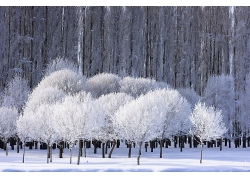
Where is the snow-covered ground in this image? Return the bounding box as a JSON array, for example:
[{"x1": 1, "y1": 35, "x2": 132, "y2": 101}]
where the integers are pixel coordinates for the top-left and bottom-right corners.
[{"x1": 0, "y1": 141, "x2": 250, "y2": 173}]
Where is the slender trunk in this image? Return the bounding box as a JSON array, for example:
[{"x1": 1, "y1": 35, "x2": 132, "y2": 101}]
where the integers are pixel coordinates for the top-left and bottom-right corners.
[
  {"x1": 102, "y1": 142, "x2": 105, "y2": 158},
  {"x1": 128, "y1": 143, "x2": 132, "y2": 158},
  {"x1": 84, "y1": 140, "x2": 87, "y2": 158},
  {"x1": 105, "y1": 142, "x2": 108, "y2": 154},
  {"x1": 5, "y1": 140, "x2": 8, "y2": 156},
  {"x1": 220, "y1": 138, "x2": 222, "y2": 151},
  {"x1": 22, "y1": 142, "x2": 26, "y2": 163},
  {"x1": 47, "y1": 145, "x2": 50, "y2": 163},
  {"x1": 70, "y1": 148, "x2": 72, "y2": 164},
  {"x1": 160, "y1": 139, "x2": 163, "y2": 158},
  {"x1": 180, "y1": 136, "x2": 183, "y2": 152},
  {"x1": 59, "y1": 141, "x2": 63, "y2": 158},
  {"x1": 108, "y1": 139, "x2": 116, "y2": 158},
  {"x1": 229, "y1": 139, "x2": 231, "y2": 148},
  {"x1": 137, "y1": 141, "x2": 142, "y2": 165},
  {"x1": 17, "y1": 138, "x2": 20, "y2": 153},
  {"x1": 200, "y1": 142, "x2": 203, "y2": 164},
  {"x1": 50, "y1": 145, "x2": 52, "y2": 162},
  {"x1": 77, "y1": 140, "x2": 81, "y2": 165}
]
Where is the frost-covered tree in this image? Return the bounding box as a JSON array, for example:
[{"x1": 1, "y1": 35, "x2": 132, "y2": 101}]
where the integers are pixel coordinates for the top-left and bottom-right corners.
[
  {"x1": 85, "y1": 73, "x2": 121, "y2": 98},
  {"x1": 202, "y1": 74, "x2": 235, "y2": 144},
  {"x1": 1, "y1": 75, "x2": 30, "y2": 113},
  {"x1": 54, "y1": 91, "x2": 106, "y2": 164},
  {"x1": 113, "y1": 91, "x2": 168, "y2": 165},
  {"x1": 1, "y1": 75, "x2": 30, "y2": 153},
  {"x1": 151, "y1": 89, "x2": 192, "y2": 156},
  {"x1": 0, "y1": 107, "x2": 18, "y2": 156},
  {"x1": 96, "y1": 92, "x2": 134, "y2": 158},
  {"x1": 189, "y1": 102, "x2": 227, "y2": 163},
  {"x1": 17, "y1": 110, "x2": 37, "y2": 163},
  {"x1": 44, "y1": 57, "x2": 79, "y2": 76},
  {"x1": 37, "y1": 69, "x2": 87, "y2": 95}
]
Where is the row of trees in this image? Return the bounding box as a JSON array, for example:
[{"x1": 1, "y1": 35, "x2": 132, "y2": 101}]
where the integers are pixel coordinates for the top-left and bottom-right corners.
[{"x1": 0, "y1": 59, "x2": 236, "y2": 165}]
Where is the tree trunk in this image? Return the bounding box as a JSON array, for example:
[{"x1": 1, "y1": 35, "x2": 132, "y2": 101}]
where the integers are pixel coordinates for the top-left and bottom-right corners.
[
  {"x1": 128, "y1": 143, "x2": 132, "y2": 158},
  {"x1": 59, "y1": 141, "x2": 63, "y2": 158},
  {"x1": 84, "y1": 140, "x2": 87, "y2": 157},
  {"x1": 22, "y1": 142, "x2": 26, "y2": 163},
  {"x1": 137, "y1": 141, "x2": 142, "y2": 165},
  {"x1": 220, "y1": 138, "x2": 222, "y2": 151},
  {"x1": 200, "y1": 142, "x2": 203, "y2": 164},
  {"x1": 47, "y1": 145, "x2": 50, "y2": 163},
  {"x1": 229, "y1": 139, "x2": 231, "y2": 148},
  {"x1": 50, "y1": 145, "x2": 52, "y2": 162},
  {"x1": 102, "y1": 142, "x2": 105, "y2": 158},
  {"x1": 17, "y1": 138, "x2": 20, "y2": 153},
  {"x1": 77, "y1": 139, "x2": 81, "y2": 165},
  {"x1": 108, "y1": 139, "x2": 116, "y2": 158},
  {"x1": 160, "y1": 139, "x2": 163, "y2": 158},
  {"x1": 105, "y1": 142, "x2": 108, "y2": 154},
  {"x1": 70, "y1": 148, "x2": 72, "y2": 164},
  {"x1": 5, "y1": 140, "x2": 8, "y2": 156}
]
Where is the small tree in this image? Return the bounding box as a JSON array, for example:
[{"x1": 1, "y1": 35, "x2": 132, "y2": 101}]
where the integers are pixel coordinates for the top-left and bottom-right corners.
[
  {"x1": 0, "y1": 107, "x2": 18, "y2": 156},
  {"x1": 113, "y1": 90, "x2": 168, "y2": 165},
  {"x1": 189, "y1": 102, "x2": 227, "y2": 163},
  {"x1": 96, "y1": 92, "x2": 134, "y2": 158}
]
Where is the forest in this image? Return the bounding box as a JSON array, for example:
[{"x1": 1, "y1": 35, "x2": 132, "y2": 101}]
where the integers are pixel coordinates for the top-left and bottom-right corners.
[{"x1": 0, "y1": 6, "x2": 250, "y2": 165}]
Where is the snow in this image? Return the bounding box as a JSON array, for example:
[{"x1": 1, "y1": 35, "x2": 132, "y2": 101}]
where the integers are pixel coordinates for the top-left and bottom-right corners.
[{"x1": 0, "y1": 141, "x2": 249, "y2": 173}]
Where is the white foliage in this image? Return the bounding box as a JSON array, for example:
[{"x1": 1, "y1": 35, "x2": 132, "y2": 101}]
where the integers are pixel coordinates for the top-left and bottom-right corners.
[
  {"x1": 85, "y1": 73, "x2": 121, "y2": 98},
  {"x1": 96, "y1": 92, "x2": 134, "y2": 141},
  {"x1": 53, "y1": 91, "x2": 106, "y2": 145},
  {"x1": 189, "y1": 102, "x2": 228, "y2": 142},
  {"x1": 44, "y1": 58, "x2": 79, "y2": 76},
  {"x1": 0, "y1": 107, "x2": 18, "y2": 140},
  {"x1": 119, "y1": 76, "x2": 159, "y2": 97},
  {"x1": 38, "y1": 69, "x2": 86, "y2": 95},
  {"x1": 1, "y1": 75, "x2": 30, "y2": 112}
]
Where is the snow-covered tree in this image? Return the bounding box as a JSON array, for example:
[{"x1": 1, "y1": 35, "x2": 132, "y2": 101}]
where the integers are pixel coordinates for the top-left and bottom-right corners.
[
  {"x1": 0, "y1": 107, "x2": 18, "y2": 156},
  {"x1": 202, "y1": 74, "x2": 235, "y2": 142},
  {"x1": 96, "y1": 92, "x2": 134, "y2": 158},
  {"x1": 37, "y1": 69, "x2": 87, "y2": 95},
  {"x1": 1, "y1": 75, "x2": 30, "y2": 113},
  {"x1": 85, "y1": 73, "x2": 121, "y2": 98},
  {"x1": 151, "y1": 89, "x2": 192, "y2": 156},
  {"x1": 53, "y1": 91, "x2": 106, "y2": 164},
  {"x1": 189, "y1": 102, "x2": 227, "y2": 163},
  {"x1": 44, "y1": 57, "x2": 79, "y2": 76},
  {"x1": 113, "y1": 91, "x2": 168, "y2": 165}
]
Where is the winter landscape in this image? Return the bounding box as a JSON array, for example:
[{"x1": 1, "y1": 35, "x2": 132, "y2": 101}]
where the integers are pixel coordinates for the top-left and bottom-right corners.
[{"x1": 1, "y1": 6, "x2": 250, "y2": 173}]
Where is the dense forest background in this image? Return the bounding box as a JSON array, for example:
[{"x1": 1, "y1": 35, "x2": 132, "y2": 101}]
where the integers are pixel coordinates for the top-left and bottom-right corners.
[{"x1": 1, "y1": 6, "x2": 250, "y2": 98}]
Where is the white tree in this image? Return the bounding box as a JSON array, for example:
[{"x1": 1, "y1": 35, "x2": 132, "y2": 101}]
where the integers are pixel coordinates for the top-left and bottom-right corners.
[
  {"x1": 1, "y1": 75, "x2": 30, "y2": 112},
  {"x1": 85, "y1": 73, "x2": 121, "y2": 98},
  {"x1": 189, "y1": 102, "x2": 227, "y2": 163},
  {"x1": 96, "y1": 92, "x2": 134, "y2": 158},
  {"x1": 37, "y1": 69, "x2": 87, "y2": 95},
  {"x1": 53, "y1": 91, "x2": 106, "y2": 164},
  {"x1": 202, "y1": 74, "x2": 235, "y2": 146},
  {"x1": 113, "y1": 90, "x2": 168, "y2": 165},
  {"x1": 17, "y1": 110, "x2": 37, "y2": 163},
  {"x1": 150, "y1": 89, "x2": 192, "y2": 156},
  {"x1": 44, "y1": 57, "x2": 79, "y2": 76},
  {"x1": 0, "y1": 107, "x2": 18, "y2": 156}
]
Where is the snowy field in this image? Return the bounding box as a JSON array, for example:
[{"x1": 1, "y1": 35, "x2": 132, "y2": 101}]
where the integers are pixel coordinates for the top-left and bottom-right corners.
[{"x1": 0, "y1": 141, "x2": 250, "y2": 173}]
